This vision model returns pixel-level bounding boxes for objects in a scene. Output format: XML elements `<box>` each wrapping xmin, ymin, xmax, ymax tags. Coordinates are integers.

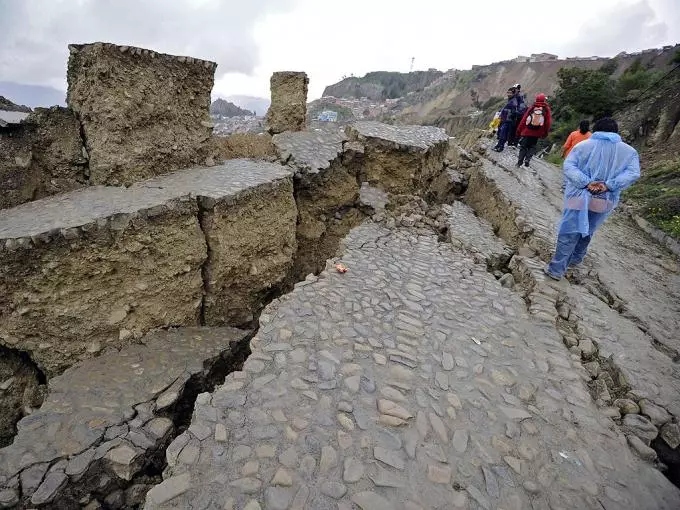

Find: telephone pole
<box><xmin>409</xmin><ymin>57</ymin><xmax>415</xmax><ymax>72</ymax></box>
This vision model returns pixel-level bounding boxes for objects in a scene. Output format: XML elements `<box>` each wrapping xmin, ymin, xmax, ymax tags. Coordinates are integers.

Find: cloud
<box><xmin>0</xmin><ymin>0</ymin><xmax>297</xmax><ymax>90</ymax></box>
<box><xmin>561</xmin><ymin>0</ymin><xmax>677</xmax><ymax>57</ymax></box>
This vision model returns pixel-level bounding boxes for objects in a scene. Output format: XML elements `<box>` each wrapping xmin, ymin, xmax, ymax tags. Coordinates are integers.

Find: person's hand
<box><xmin>587</xmin><ymin>182</ymin><xmax>607</xmax><ymax>193</ymax></box>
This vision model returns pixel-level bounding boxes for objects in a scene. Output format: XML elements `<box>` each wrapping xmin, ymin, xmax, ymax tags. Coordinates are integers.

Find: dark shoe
<box><xmin>516</xmin><ymin>160</ymin><xmax>523</xmax><ymax>167</ymax></box>
<box><xmin>524</xmin><ymin>161</ymin><xmax>530</xmax><ymax>167</ymax></box>
<box><xmin>493</xmin><ymin>147</ymin><xmax>503</xmax><ymax>152</ymax></box>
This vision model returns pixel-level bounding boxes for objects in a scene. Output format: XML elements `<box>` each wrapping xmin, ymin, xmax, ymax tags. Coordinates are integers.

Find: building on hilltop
<box><xmin>530</xmin><ymin>53</ymin><xmax>558</xmax><ymax>62</ymax></box>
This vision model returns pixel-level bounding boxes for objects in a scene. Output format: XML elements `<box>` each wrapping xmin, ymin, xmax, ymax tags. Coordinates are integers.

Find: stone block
<box><xmin>151</xmin><ymin>168</ymin><xmax>298</xmax><ymax>326</ymax></box>
<box><xmin>0</xmin><ymin>187</ymin><xmax>204</xmax><ymax>376</ymax></box>
<box><xmin>272</xmin><ymin>130</ymin><xmax>363</xmax><ymax>280</ymax></box>
<box><xmin>0</xmin><ymin>160</ymin><xmax>294</xmax><ymax>374</ymax></box>
<box><xmin>67</xmin><ymin>42</ymin><xmax>216</xmax><ymax>185</ymax></box>
<box><xmin>0</xmin><ymin>107</ymin><xmax>86</xmax><ymax>210</ymax></box>
<box><xmin>346</xmin><ymin>121</ymin><xmax>448</xmax><ymax>195</ymax></box>
<box><xmin>266</xmin><ymin>72</ymin><xmax>308</xmax><ymax>135</ymax></box>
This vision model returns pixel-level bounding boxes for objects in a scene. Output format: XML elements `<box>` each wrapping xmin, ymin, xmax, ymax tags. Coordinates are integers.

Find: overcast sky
<box><xmin>1</xmin><ymin>0</ymin><xmax>678</xmax><ymax>100</ymax></box>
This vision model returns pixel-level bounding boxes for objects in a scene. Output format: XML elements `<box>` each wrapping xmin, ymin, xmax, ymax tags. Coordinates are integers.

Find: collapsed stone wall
<box><xmin>0</xmin><ymin>161</ymin><xmax>295</xmax><ymax>377</ymax></box>
<box><xmin>0</xmin><ymin>107</ymin><xmax>87</xmax><ymax>210</ymax></box>
<box><xmin>67</xmin><ymin>42</ymin><xmax>216</xmax><ymax>186</ymax></box>
<box><xmin>347</xmin><ymin>121</ymin><xmax>449</xmax><ymax>195</ymax></box>
<box><xmin>265</xmin><ymin>72</ymin><xmax>308</xmax><ymax>135</ymax></box>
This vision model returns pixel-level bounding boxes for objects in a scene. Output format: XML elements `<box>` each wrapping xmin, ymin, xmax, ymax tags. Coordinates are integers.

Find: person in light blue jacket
<box><xmin>545</xmin><ymin>117</ymin><xmax>640</xmax><ymax>280</ymax></box>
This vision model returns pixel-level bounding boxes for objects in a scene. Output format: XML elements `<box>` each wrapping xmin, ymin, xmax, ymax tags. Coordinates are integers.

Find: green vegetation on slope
<box><xmin>323</xmin><ymin>70</ymin><xmax>443</xmax><ymax>101</ymax></box>
<box><xmin>624</xmin><ymin>159</ymin><xmax>680</xmax><ymax>238</ymax></box>
<box><xmin>548</xmin><ymin>59</ymin><xmax>663</xmax><ymax>146</ymax></box>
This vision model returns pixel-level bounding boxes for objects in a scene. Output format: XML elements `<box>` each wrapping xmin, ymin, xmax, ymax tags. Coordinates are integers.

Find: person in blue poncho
<box><xmin>545</xmin><ymin>117</ymin><xmax>640</xmax><ymax>280</ymax></box>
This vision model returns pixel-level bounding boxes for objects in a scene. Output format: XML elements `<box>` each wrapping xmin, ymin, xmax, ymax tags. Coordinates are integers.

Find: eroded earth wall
<box><xmin>0</xmin><ymin>107</ymin><xmax>86</xmax><ymax>210</ymax></box>
<box><xmin>67</xmin><ymin>42</ymin><xmax>216</xmax><ymax>186</ymax></box>
<box><xmin>0</xmin><ymin>161</ymin><xmax>296</xmax><ymax>377</ymax></box>
<box><xmin>347</xmin><ymin>121</ymin><xmax>449</xmax><ymax>195</ymax></box>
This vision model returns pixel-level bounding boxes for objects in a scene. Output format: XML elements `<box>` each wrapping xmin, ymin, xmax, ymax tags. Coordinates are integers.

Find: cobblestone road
<box><xmin>146</xmin><ymin>223</ymin><xmax>680</xmax><ymax>510</ymax></box>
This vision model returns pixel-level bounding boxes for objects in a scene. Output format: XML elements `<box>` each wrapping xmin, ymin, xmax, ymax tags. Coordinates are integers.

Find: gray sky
<box><xmin>1</xmin><ymin>0</ymin><xmax>678</xmax><ymax>100</ymax></box>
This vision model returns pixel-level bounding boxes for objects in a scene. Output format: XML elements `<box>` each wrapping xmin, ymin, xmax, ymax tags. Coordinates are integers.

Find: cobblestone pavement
<box><xmin>145</xmin><ymin>223</ymin><xmax>680</xmax><ymax>510</ymax></box>
<box><xmin>0</xmin><ymin>327</ymin><xmax>250</xmax><ymax>508</ymax></box>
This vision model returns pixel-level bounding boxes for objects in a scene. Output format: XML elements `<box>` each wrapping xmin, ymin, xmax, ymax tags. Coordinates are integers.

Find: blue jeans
<box><xmin>546</xmin><ymin>233</ymin><xmax>592</xmax><ymax>278</ymax></box>
<box><xmin>494</xmin><ymin>122</ymin><xmax>513</xmax><ymax>150</ymax></box>
<box><xmin>547</xmin><ymin>210</ymin><xmax>606</xmax><ymax>278</ymax></box>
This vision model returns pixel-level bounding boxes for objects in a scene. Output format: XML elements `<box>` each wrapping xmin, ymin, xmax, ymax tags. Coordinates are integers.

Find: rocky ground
<box><xmin>142</xmin><ymin>143</ymin><xmax>680</xmax><ymax>509</ymax></box>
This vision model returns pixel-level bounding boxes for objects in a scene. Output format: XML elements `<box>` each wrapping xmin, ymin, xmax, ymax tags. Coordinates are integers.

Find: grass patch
<box><xmin>624</xmin><ymin>158</ymin><xmax>680</xmax><ymax>239</ymax></box>
<box><xmin>544</xmin><ymin>152</ymin><xmax>564</xmax><ymax>166</ymax></box>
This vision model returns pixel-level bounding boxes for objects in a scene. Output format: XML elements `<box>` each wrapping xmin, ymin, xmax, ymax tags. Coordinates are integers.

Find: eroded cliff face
<box><xmin>618</xmin><ymin>72</ymin><xmax>680</xmax><ymax>165</ymax></box>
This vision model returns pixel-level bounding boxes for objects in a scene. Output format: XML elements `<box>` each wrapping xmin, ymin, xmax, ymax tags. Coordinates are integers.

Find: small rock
<box><xmin>229</xmin><ymin>478</ymin><xmax>262</xmax><ymax>494</ymax></box>
<box><xmin>523</xmin><ymin>480</ymin><xmax>540</xmax><ymax>494</ymax></box>
<box><xmin>660</xmin><ymin>423</ymin><xmax>680</xmax><ymax>449</ymax></box>
<box><xmin>639</xmin><ymin>400</ymin><xmax>672</xmax><ymax>427</ymax></box>
<box><xmin>374</xmin><ymin>446</ymin><xmax>405</xmax><ymax>470</ymax></box>
<box><xmin>104</xmin><ymin>443</ymin><xmax>142</xmax><ymax>480</ymax></box>
<box><xmin>622</xmin><ymin>414</ymin><xmax>658</xmax><ymax>445</ymax></box>
<box><xmin>614</xmin><ymin>398</ymin><xmax>640</xmax><ymax>415</ymax></box>
<box><xmin>579</xmin><ymin>338</ymin><xmax>596</xmax><ymax>359</ymax></box>
<box><xmin>452</xmin><ymin>429</ymin><xmax>469</xmax><ymax>453</ymax></box>
<box><xmin>31</xmin><ymin>472</ymin><xmax>68</xmax><ymax>506</ymax></box>
<box><xmin>427</xmin><ymin>464</ymin><xmax>452</xmax><ymax>484</ymax></box>
<box><xmin>265</xmin><ymin>487</ymin><xmax>294</xmax><ymax>510</ymax></box>
<box><xmin>583</xmin><ymin>361</ymin><xmax>600</xmax><ymax>378</ymax></box>
<box><xmin>321</xmin><ymin>482</ymin><xmax>347</xmax><ymax>499</ymax></box>
<box><xmin>343</xmin><ymin>457</ymin><xmax>365</xmax><ymax>483</ymax></box>
<box><xmin>563</xmin><ymin>336</ymin><xmax>578</xmax><ymax>348</ymax></box>
<box><xmin>377</xmin><ymin>399</ymin><xmax>413</xmax><ymax>420</ymax></box>
<box><xmin>627</xmin><ymin>435</ymin><xmax>657</xmax><ymax>462</ymax></box>
<box><xmin>271</xmin><ymin>468</ymin><xmax>293</xmax><ymax>487</ymax></box>
<box><xmin>352</xmin><ymin>491</ymin><xmax>393</xmax><ymax>510</ymax></box>
<box><xmin>0</xmin><ymin>489</ymin><xmax>19</xmax><ymax>508</ymax></box>
<box><xmin>499</xmin><ymin>273</ymin><xmax>515</xmax><ymax>288</ymax></box>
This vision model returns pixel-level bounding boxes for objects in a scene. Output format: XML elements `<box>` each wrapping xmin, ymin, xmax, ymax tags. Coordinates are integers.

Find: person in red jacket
<box><xmin>515</xmin><ymin>93</ymin><xmax>552</xmax><ymax>167</ymax></box>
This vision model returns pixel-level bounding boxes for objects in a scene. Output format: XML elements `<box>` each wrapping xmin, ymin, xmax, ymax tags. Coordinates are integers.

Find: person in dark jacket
<box><xmin>493</xmin><ymin>87</ymin><xmax>519</xmax><ymax>152</ymax></box>
<box><xmin>508</xmin><ymin>84</ymin><xmax>527</xmax><ymax>147</ymax></box>
<box><xmin>515</xmin><ymin>93</ymin><xmax>552</xmax><ymax>167</ymax></box>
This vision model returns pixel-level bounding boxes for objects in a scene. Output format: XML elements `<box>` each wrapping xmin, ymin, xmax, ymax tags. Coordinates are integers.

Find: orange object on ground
<box><xmin>562</xmin><ymin>130</ymin><xmax>591</xmax><ymax>158</ymax></box>
<box><xmin>335</xmin><ymin>263</ymin><xmax>348</xmax><ymax>273</ymax></box>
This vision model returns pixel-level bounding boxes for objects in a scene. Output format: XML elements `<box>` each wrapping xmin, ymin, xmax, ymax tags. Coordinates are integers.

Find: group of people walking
<box><xmin>486</xmin><ymin>85</ymin><xmax>641</xmax><ymax>281</ymax></box>
<box><xmin>491</xmin><ymin>84</ymin><xmax>552</xmax><ymax>168</ymax></box>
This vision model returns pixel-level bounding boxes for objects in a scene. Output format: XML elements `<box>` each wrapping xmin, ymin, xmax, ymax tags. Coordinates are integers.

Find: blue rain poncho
<box><xmin>559</xmin><ymin>132</ymin><xmax>640</xmax><ymax>236</ymax></box>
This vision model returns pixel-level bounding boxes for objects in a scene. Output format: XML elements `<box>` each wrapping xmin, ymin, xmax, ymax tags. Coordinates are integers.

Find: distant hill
<box><xmin>225</xmin><ymin>95</ymin><xmax>270</xmax><ymax>117</ymax></box>
<box><xmin>210</xmin><ymin>98</ymin><xmax>253</xmax><ymax>117</ymax></box>
<box><xmin>385</xmin><ymin>45</ymin><xmax>680</xmax><ymax>136</ymax></box>
<box><xmin>323</xmin><ymin>70</ymin><xmax>443</xmax><ymax>101</ymax></box>
<box><xmin>0</xmin><ymin>96</ymin><xmax>31</xmax><ymax>112</ymax></box>
<box><xmin>0</xmin><ymin>82</ymin><xmax>65</xmax><ymax>108</ymax></box>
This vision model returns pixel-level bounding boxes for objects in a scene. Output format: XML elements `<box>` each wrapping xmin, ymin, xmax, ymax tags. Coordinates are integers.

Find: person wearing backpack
<box><xmin>515</xmin><ymin>93</ymin><xmax>552</xmax><ymax>167</ymax></box>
